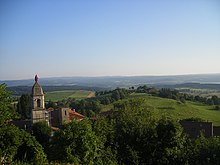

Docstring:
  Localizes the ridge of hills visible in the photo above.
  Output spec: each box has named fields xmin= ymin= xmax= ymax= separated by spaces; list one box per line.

xmin=1 ymin=73 xmax=220 ymax=88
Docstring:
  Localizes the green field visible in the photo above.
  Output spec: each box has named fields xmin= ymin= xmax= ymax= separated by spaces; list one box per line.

xmin=102 ymin=93 xmax=220 ymax=126
xmin=45 ymin=90 xmax=94 ymax=101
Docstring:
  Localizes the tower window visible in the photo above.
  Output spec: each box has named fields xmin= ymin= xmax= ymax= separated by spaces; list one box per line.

xmin=37 ymin=99 xmax=41 ymax=108
xmin=65 ymin=110 xmax=67 ymax=116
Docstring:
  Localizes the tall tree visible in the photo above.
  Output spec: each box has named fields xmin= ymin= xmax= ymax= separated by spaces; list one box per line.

xmin=49 ymin=119 xmax=102 ymax=164
xmin=17 ymin=94 xmax=31 ymax=119
xmin=32 ymin=121 xmax=51 ymax=151
xmin=0 ymin=84 xmax=15 ymax=125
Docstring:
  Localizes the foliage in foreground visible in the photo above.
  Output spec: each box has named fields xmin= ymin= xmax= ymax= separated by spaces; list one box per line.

xmin=0 ymin=124 xmax=47 ymax=164
xmin=49 ymin=120 xmax=105 ymax=164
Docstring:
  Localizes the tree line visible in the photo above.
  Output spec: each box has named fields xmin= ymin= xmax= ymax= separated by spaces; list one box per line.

xmin=136 ymin=85 xmax=220 ymax=108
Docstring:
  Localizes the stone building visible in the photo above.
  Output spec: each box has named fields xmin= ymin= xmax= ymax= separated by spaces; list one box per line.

xmin=31 ymin=75 xmax=49 ymax=124
xmin=49 ymin=108 xmax=84 ymax=128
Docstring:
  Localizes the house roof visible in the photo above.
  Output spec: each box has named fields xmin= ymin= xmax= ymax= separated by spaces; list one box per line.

xmin=47 ymin=107 xmax=54 ymax=112
xmin=68 ymin=109 xmax=84 ymax=120
xmin=51 ymin=126 xmax=60 ymax=131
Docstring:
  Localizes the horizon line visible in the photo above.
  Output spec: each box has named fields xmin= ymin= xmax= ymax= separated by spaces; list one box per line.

xmin=1 ymin=72 xmax=220 ymax=81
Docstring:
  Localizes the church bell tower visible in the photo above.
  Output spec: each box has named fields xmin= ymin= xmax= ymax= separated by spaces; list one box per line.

xmin=31 ymin=75 xmax=48 ymax=124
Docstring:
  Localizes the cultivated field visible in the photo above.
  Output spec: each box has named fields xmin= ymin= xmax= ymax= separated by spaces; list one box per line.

xmin=45 ymin=90 xmax=95 ymax=101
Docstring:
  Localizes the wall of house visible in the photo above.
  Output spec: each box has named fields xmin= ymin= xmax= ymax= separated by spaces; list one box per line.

xmin=180 ymin=120 xmax=213 ymax=138
xmin=213 ymin=126 xmax=220 ymax=136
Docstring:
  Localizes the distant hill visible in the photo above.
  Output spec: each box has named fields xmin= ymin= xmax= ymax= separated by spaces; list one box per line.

xmin=154 ymin=83 xmax=220 ymax=91
xmin=1 ymin=73 xmax=220 ymax=88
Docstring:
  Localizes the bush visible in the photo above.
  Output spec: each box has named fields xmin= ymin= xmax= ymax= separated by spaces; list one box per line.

xmin=215 ymin=105 xmax=220 ymax=110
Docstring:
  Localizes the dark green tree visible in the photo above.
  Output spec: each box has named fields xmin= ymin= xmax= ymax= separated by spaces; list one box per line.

xmin=93 ymin=117 xmax=118 ymax=164
xmin=49 ymin=119 xmax=102 ymax=164
xmin=0 ymin=124 xmax=22 ymax=164
xmin=187 ymin=135 xmax=220 ymax=164
xmin=211 ymin=95 xmax=220 ymax=105
xmin=32 ymin=121 xmax=51 ymax=150
xmin=154 ymin=118 xmax=186 ymax=164
xmin=0 ymin=124 xmax=47 ymax=164
xmin=45 ymin=100 xmax=57 ymax=109
xmin=112 ymin=90 xmax=121 ymax=101
xmin=14 ymin=129 xmax=47 ymax=164
xmin=17 ymin=94 xmax=31 ymax=119
xmin=112 ymin=99 xmax=156 ymax=164
xmin=0 ymin=84 xmax=15 ymax=125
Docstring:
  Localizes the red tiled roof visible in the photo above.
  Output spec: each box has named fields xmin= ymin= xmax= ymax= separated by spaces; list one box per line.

xmin=51 ymin=126 xmax=59 ymax=131
xmin=68 ymin=109 xmax=84 ymax=120
xmin=47 ymin=107 xmax=54 ymax=112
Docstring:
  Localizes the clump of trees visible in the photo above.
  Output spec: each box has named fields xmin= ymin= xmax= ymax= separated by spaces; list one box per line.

xmin=70 ymin=99 xmax=101 ymax=117
xmin=95 ymin=88 xmax=131 ymax=105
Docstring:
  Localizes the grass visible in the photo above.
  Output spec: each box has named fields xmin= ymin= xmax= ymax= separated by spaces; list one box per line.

xmin=45 ymin=90 xmax=94 ymax=102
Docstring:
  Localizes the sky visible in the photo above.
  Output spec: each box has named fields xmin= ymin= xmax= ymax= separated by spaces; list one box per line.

xmin=0 ymin=0 xmax=220 ymax=80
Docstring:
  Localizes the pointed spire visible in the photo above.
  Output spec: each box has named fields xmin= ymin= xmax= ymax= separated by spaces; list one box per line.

xmin=35 ymin=74 xmax=38 ymax=82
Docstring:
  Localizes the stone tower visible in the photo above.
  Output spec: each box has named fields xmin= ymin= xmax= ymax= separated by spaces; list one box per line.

xmin=31 ymin=75 xmax=48 ymax=124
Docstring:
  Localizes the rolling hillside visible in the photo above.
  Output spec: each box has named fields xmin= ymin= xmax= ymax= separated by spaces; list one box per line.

xmin=101 ymin=93 xmax=220 ymax=126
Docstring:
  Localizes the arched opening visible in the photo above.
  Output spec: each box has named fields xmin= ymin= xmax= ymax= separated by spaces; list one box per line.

xmin=37 ymin=99 xmax=41 ymax=108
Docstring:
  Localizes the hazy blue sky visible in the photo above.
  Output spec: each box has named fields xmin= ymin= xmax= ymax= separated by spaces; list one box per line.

xmin=0 ymin=0 xmax=220 ymax=80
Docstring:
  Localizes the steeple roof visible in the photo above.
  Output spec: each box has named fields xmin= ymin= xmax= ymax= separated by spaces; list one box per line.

xmin=32 ymin=75 xmax=44 ymax=96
